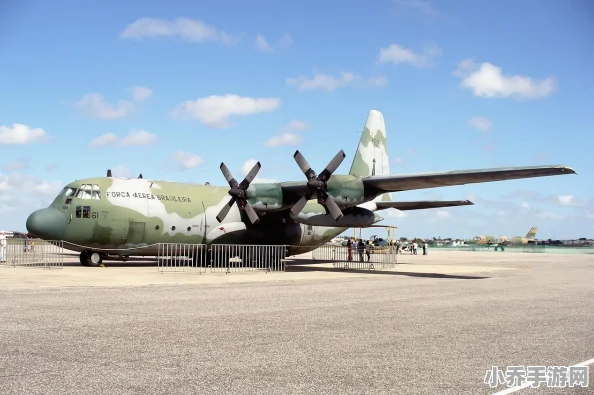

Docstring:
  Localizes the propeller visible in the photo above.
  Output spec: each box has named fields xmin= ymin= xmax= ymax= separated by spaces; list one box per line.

xmin=290 ymin=150 xmax=346 ymax=221
xmin=216 ymin=161 xmax=261 ymax=224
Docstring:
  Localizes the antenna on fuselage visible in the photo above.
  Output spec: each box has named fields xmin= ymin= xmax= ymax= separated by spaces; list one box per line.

xmin=106 ymin=169 xmax=112 ymax=177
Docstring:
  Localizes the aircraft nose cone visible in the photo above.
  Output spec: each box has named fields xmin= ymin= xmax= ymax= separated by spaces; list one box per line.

xmin=26 ymin=208 xmax=67 ymax=241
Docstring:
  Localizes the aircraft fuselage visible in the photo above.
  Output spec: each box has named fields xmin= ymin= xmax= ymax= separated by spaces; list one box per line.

xmin=26 ymin=176 xmax=348 ymax=258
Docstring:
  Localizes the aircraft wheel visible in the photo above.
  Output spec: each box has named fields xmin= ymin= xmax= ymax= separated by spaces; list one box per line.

xmin=79 ymin=251 xmax=89 ymax=266
xmin=80 ymin=250 xmax=103 ymax=267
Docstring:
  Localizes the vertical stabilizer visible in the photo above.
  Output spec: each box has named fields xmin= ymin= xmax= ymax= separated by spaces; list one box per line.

xmin=525 ymin=227 xmax=538 ymax=239
xmin=349 ymin=110 xmax=391 ymax=201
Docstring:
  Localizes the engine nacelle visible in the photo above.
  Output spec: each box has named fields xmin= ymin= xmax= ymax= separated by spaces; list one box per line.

xmin=246 ymin=184 xmax=284 ymax=211
xmin=292 ymin=207 xmax=383 ymax=227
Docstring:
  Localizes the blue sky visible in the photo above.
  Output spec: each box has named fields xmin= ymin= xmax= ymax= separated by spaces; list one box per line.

xmin=1 ymin=0 xmax=593 ymax=239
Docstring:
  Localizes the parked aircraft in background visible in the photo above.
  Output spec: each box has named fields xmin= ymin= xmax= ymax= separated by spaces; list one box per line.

xmin=25 ymin=110 xmax=576 ymax=266
xmin=467 ymin=227 xmax=539 ymax=245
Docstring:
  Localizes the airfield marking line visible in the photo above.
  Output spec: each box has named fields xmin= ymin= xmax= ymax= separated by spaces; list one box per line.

xmin=491 ymin=357 xmax=594 ymax=394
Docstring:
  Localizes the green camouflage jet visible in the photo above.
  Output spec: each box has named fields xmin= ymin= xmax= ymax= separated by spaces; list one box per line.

xmin=467 ymin=227 xmax=539 ymax=246
xmin=26 ymin=110 xmax=576 ymax=266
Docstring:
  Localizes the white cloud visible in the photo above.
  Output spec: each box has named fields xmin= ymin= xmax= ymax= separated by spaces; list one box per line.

xmin=241 ymin=159 xmax=276 ymax=183
xmin=264 ymin=133 xmax=301 ymax=147
xmin=120 ymin=17 xmax=236 ymax=44
xmin=467 ymin=116 xmax=493 ymax=132
xmin=454 ymin=58 xmax=557 ymax=99
xmin=521 ymin=201 xmax=530 ymax=209
xmin=0 ymin=174 xmax=62 ymax=196
xmin=174 ymin=151 xmax=204 ymax=169
xmin=132 ymin=86 xmax=153 ymax=101
xmin=287 ymin=72 xmax=388 ymax=92
xmin=392 ymin=157 xmax=405 ymax=166
xmin=557 ymin=195 xmax=581 ymax=206
xmin=241 ymin=159 xmax=259 ymax=176
xmin=254 ymin=33 xmax=293 ymax=52
xmin=170 ymin=94 xmax=281 ymax=128
xmin=278 ymin=33 xmax=293 ymax=47
xmin=2 ymin=160 xmax=28 ymax=172
xmin=0 ymin=124 xmax=47 ymax=144
xmin=377 ymin=43 xmax=441 ymax=67
xmin=74 ymin=93 xmax=136 ymax=119
xmin=255 ymin=34 xmax=273 ymax=52
xmin=280 ymin=120 xmax=310 ymax=132
xmin=90 ymin=129 xmax=157 ymax=148
xmin=264 ymin=120 xmax=310 ymax=147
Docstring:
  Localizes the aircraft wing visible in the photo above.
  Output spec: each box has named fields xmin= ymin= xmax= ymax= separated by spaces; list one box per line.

xmin=362 ymin=165 xmax=576 ymax=193
xmin=375 ymin=200 xmax=474 ymax=211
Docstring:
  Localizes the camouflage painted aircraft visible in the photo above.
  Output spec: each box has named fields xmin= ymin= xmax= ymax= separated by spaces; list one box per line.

xmin=467 ymin=227 xmax=539 ymax=246
xmin=25 ymin=110 xmax=576 ymax=266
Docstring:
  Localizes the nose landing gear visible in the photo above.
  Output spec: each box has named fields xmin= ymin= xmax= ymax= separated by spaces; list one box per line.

xmin=80 ymin=250 xmax=104 ymax=267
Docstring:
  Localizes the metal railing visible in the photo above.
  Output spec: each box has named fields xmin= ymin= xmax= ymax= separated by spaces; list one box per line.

xmin=157 ymin=243 xmax=207 ymax=273
xmin=0 ymin=238 xmax=64 ymax=269
xmin=156 ymin=243 xmax=288 ymax=274
xmin=311 ymin=244 xmax=398 ymax=270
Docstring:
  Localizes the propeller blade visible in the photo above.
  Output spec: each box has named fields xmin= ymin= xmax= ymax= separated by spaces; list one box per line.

xmin=243 ymin=203 xmax=260 ymax=224
xmin=317 ymin=150 xmax=346 ymax=181
xmin=293 ymin=151 xmax=317 ymax=180
xmin=291 ymin=196 xmax=309 ymax=217
xmin=324 ymin=196 xmax=344 ymax=221
xmin=106 ymin=169 xmax=112 ymax=177
xmin=239 ymin=161 xmax=261 ymax=189
xmin=216 ymin=197 xmax=236 ymax=223
xmin=220 ymin=163 xmax=238 ymax=188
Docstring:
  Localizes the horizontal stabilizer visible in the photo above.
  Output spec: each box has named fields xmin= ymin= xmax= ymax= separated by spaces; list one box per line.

xmin=363 ymin=165 xmax=576 ymax=193
xmin=376 ymin=200 xmax=474 ymax=211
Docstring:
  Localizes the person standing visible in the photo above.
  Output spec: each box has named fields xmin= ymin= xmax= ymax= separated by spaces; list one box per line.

xmin=347 ymin=239 xmax=353 ymax=261
xmin=357 ymin=239 xmax=365 ymax=262
xmin=0 ymin=231 xmax=7 ymax=263
xmin=423 ymin=242 xmax=428 ymax=255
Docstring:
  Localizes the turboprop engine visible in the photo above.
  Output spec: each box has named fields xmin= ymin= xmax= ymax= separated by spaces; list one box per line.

xmin=292 ymin=207 xmax=383 ymax=227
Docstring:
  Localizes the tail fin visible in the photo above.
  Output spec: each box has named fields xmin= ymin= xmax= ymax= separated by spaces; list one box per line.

xmin=349 ymin=110 xmax=391 ymax=202
xmin=525 ymin=227 xmax=538 ymax=238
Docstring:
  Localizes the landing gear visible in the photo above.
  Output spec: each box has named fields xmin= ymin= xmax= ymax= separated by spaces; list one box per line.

xmin=79 ymin=250 xmax=103 ymax=267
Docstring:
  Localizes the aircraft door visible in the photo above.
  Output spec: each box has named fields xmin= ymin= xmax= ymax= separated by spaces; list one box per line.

xmin=299 ymin=224 xmax=315 ymax=247
xmin=127 ymin=221 xmax=146 ymax=244
xmin=100 ymin=217 xmax=129 ymax=246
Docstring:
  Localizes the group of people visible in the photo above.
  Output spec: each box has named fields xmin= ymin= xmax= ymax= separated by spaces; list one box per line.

xmin=345 ymin=239 xmax=372 ymax=262
xmin=343 ymin=238 xmax=429 ymax=262
xmin=398 ymin=241 xmax=429 ymax=255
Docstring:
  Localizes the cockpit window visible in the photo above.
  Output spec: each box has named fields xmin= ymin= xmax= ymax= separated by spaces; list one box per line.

xmin=73 ymin=184 xmax=101 ymax=200
xmin=59 ymin=186 xmax=77 ymax=197
xmin=91 ymin=184 xmax=101 ymax=200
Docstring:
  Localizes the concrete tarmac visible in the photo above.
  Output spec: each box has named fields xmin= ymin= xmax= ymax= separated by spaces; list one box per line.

xmin=1 ymin=249 xmax=593 ymax=394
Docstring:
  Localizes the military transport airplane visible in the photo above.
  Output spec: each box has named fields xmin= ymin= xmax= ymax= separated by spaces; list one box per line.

xmin=25 ymin=110 xmax=576 ymax=266
xmin=467 ymin=226 xmax=539 ymax=246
